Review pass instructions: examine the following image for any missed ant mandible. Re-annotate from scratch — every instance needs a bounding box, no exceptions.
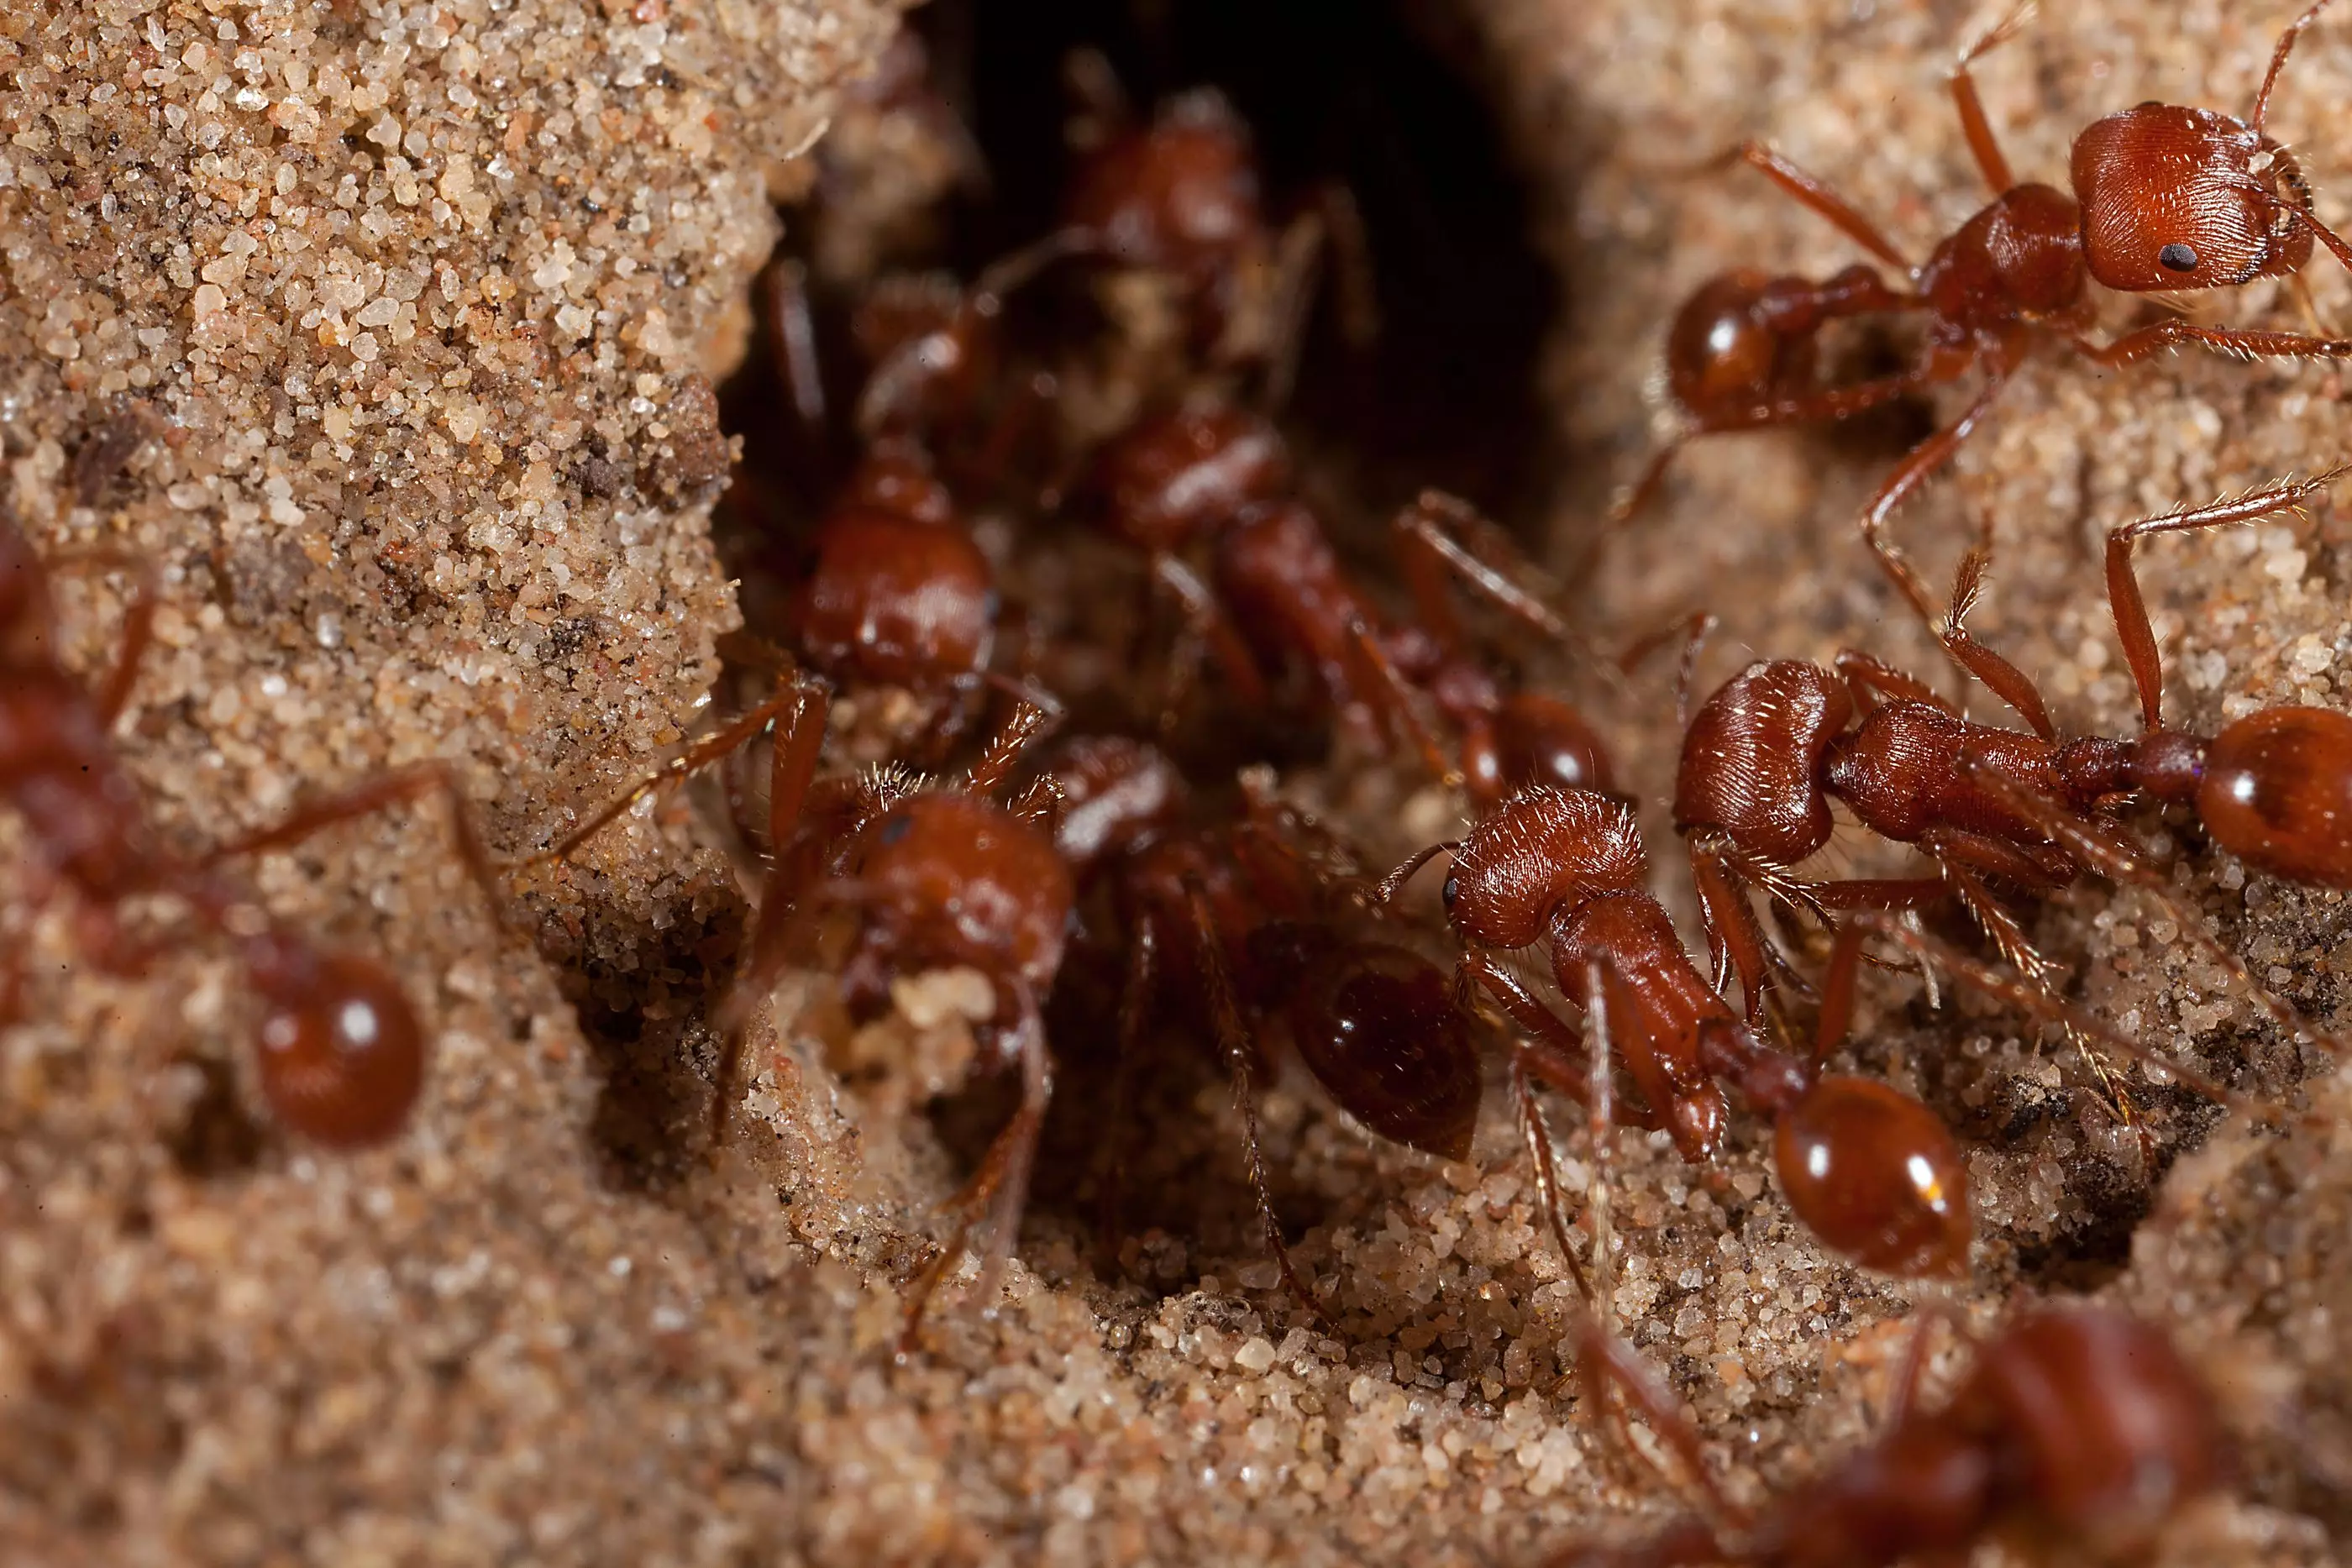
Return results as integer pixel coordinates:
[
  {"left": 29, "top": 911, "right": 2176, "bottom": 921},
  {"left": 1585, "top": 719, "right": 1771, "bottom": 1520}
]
[
  {"left": 531, "top": 674, "right": 1071, "bottom": 1348},
  {"left": 1612, "top": 0, "right": 2352, "bottom": 649},
  {"left": 3, "top": 444, "right": 501, "bottom": 1149},
  {"left": 1538, "top": 1299, "right": 2220, "bottom": 1568}
]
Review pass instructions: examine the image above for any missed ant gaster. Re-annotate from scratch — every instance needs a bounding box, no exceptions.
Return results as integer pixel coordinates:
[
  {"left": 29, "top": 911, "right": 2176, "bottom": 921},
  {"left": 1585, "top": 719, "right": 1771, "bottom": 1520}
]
[
  {"left": 3, "top": 458, "right": 499, "bottom": 1149},
  {"left": 1612, "top": 1, "right": 2352, "bottom": 648}
]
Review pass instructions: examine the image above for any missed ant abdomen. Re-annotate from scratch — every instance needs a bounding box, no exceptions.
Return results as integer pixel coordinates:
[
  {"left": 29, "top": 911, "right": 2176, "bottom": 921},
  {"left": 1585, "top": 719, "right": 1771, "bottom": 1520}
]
[
  {"left": 1676, "top": 658, "right": 1851, "bottom": 862},
  {"left": 2071, "top": 106, "right": 2313, "bottom": 292},
  {"left": 1770, "top": 1075, "right": 1971, "bottom": 1279},
  {"left": 1470, "top": 692, "right": 1616, "bottom": 805},
  {"left": 793, "top": 454, "right": 995, "bottom": 691},
  {"left": 1268, "top": 931, "right": 1482, "bottom": 1162},
  {"left": 2191, "top": 705, "right": 2352, "bottom": 887},
  {"left": 243, "top": 933, "right": 425, "bottom": 1150},
  {"left": 1089, "top": 401, "right": 1289, "bottom": 554}
]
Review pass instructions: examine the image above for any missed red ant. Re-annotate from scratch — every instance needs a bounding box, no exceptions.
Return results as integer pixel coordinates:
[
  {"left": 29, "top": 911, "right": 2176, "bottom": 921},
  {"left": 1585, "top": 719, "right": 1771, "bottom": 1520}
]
[
  {"left": 1609, "top": 0, "right": 2352, "bottom": 644},
  {"left": 1538, "top": 1297, "right": 2221, "bottom": 1567},
  {"left": 1373, "top": 784, "right": 2234, "bottom": 1285},
  {"left": 1042, "top": 735, "right": 1486, "bottom": 1314},
  {"left": 2, "top": 454, "right": 500, "bottom": 1150},
  {"left": 1674, "top": 471, "right": 2352, "bottom": 1097},
  {"left": 530, "top": 674, "right": 1070, "bottom": 1347},
  {"left": 1084, "top": 397, "right": 1614, "bottom": 805},
  {"left": 1056, "top": 53, "right": 1376, "bottom": 415}
]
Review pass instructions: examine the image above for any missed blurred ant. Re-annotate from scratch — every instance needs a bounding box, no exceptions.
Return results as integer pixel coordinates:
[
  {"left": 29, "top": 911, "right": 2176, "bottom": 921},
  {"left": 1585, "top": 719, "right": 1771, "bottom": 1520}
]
[
  {"left": 1085, "top": 398, "right": 1614, "bottom": 803},
  {"left": 1612, "top": 0, "right": 2352, "bottom": 637},
  {"left": 1042, "top": 736, "right": 1487, "bottom": 1315},
  {"left": 1373, "top": 785, "right": 2234, "bottom": 1283},
  {"left": 530, "top": 675, "right": 1069, "bottom": 1348},
  {"left": 1676, "top": 471, "right": 2351, "bottom": 1095},
  {"left": 2, "top": 444, "right": 500, "bottom": 1150},
  {"left": 1056, "top": 50, "right": 1378, "bottom": 418},
  {"left": 1540, "top": 1298, "right": 2221, "bottom": 1568}
]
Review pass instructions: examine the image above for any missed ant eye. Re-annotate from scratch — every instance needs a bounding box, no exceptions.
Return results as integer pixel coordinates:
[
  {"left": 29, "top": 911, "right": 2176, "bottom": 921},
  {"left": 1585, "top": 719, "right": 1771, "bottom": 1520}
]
[
  {"left": 1441, "top": 873, "right": 1459, "bottom": 910},
  {"left": 2157, "top": 242, "right": 2199, "bottom": 274},
  {"left": 879, "top": 814, "right": 915, "bottom": 846}
]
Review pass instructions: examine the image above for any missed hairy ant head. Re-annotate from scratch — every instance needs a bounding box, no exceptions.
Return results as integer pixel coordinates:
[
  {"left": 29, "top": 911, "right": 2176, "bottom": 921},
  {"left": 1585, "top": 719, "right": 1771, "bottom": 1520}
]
[
  {"left": 1443, "top": 788, "right": 1648, "bottom": 950},
  {"left": 2071, "top": 105, "right": 2316, "bottom": 291},
  {"left": 1677, "top": 660, "right": 1853, "bottom": 861},
  {"left": 2195, "top": 705, "right": 2352, "bottom": 887},
  {"left": 242, "top": 931, "right": 424, "bottom": 1149},
  {"left": 848, "top": 794, "right": 1074, "bottom": 994},
  {"left": 1773, "top": 1076, "right": 1972, "bottom": 1277}
]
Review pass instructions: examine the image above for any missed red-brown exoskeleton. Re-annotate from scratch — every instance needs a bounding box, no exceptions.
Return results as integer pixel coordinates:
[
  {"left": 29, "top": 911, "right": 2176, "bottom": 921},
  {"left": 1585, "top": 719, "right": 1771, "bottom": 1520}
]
[
  {"left": 1376, "top": 784, "right": 1984, "bottom": 1282},
  {"left": 1084, "top": 398, "right": 1614, "bottom": 804},
  {"left": 1042, "top": 736, "right": 1486, "bottom": 1314},
  {"left": 1675, "top": 471, "right": 2352, "bottom": 1078},
  {"left": 2, "top": 466, "right": 499, "bottom": 1150},
  {"left": 1613, "top": 1, "right": 2352, "bottom": 643},
  {"left": 1541, "top": 1302, "right": 2222, "bottom": 1568},
  {"left": 1055, "top": 56, "right": 1373, "bottom": 422},
  {"left": 533, "top": 677, "right": 1070, "bottom": 1346}
]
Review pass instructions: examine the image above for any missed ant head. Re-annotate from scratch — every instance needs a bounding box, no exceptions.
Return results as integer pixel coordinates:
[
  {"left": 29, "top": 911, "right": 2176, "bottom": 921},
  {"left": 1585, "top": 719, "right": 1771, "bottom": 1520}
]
[
  {"left": 1284, "top": 940, "right": 1480, "bottom": 1162},
  {"left": 1676, "top": 660, "right": 1850, "bottom": 862},
  {"left": 1967, "top": 1308, "right": 2220, "bottom": 1541},
  {"left": 242, "top": 931, "right": 424, "bottom": 1149},
  {"left": 850, "top": 794, "right": 1074, "bottom": 991},
  {"left": 1446, "top": 787, "right": 1647, "bottom": 949},
  {"left": 2071, "top": 104, "right": 2314, "bottom": 292},
  {"left": 2197, "top": 705, "right": 2352, "bottom": 887},
  {"left": 1066, "top": 87, "right": 1263, "bottom": 279},
  {"left": 1089, "top": 401, "right": 1290, "bottom": 554},
  {"left": 1772, "top": 1076, "right": 1971, "bottom": 1278},
  {"left": 795, "top": 497, "right": 995, "bottom": 690}
]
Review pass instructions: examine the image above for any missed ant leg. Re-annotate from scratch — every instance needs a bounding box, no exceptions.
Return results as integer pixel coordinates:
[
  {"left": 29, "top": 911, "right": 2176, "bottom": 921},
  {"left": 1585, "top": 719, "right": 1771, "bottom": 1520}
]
[
  {"left": 1714, "top": 141, "right": 1914, "bottom": 270},
  {"left": 1850, "top": 910, "right": 2258, "bottom": 1116},
  {"left": 1391, "top": 490, "right": 1612, "bottom": 672},
  {"left": 525, "top": 679, "right": 828, "bottom": 865},
  {"left": 1315, "top": 182, "right": 1382, "bottom": 349},
  {"left": 1344, "top": 621, "right": 1462, "bottom": 789},
  {"left": 2075, "top": 318, "right": 2352, "bottom": 369},
  {"left": 1948, "top": 3, "right": 2034, "bottom": 196},
  {"left": 704, "top": 684, "right": 837, "bottom": 1142},
  {"left": 37, "top": 549, "right": 160, "bottom": 724},
  {"left": 203, "top": 760, "right": 504, "bottom": 931},
  {"left": 1831, "top": 646, "right": 1948, "bottom": 711},
  {"left": 1598, "top": 438, "right": 1685, "bottom": 538},
  {"left": 1953, "top": 757, "right": 2352, "bottom": 1062},
  {"left": 1688, "top": 841, "right": 1777, "bottom": 1025},
  {"left": 1616, "top": 610, "right": 1717, "bottom": 733},
  {"left": 899, "top": 978, "right": 1055, "bottom": 1352},
  {"left": 1151, "top": 553, "right": 1269, "bottom": 725},
  {"left": 761, "top": 257, "right": 827, "bottom": 433},
  {"left": 2253, "top": 0, "right": 2345, "bottom": 131},
  {"left": 1940, "top": 548, "right": 2055, "bottom": 738},
  {"left": 1257, "top": 208, "right": 1326, "bottom": 411},
  {"left": 960, "top": 690, "right": 1064, "bottom": 798},
  {"left": 2101, "top": 470, "right": 2342, "bottom": 729},
  {"left": 1470, "top": 953, "right": 1673, "bottom": 1134},
  {"left": 1858, "top": 375, "right": 2011, "bottom": 628},
  {"left": 1183, "top": 879, "right": 1329, "bottom": 1324},
  {"left": 1095, "top": 916, "right": 1157, "bottom": 1272},
  {"left": 1511, "top": 1046, "right": 1595, "bottom": 1307}
]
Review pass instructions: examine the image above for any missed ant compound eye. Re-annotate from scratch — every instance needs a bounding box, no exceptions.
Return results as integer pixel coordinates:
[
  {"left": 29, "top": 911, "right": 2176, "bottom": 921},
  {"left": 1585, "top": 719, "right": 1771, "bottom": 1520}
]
[
  {"left": 879, "top": 813, "right": 916, "bottom": 847},
  {"left": 2157, "top": 242, "right": 2199, "bottom": 274},
  {"left": 1440, "top": 873, "right": 1459, "bottom": 910}
]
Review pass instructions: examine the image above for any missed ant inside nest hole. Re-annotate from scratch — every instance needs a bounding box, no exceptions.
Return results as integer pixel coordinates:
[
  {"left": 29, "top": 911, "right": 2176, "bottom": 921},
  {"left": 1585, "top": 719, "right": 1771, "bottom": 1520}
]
[{"left": 538, "top": 0, "right": 2348, "bottom": 1552}]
